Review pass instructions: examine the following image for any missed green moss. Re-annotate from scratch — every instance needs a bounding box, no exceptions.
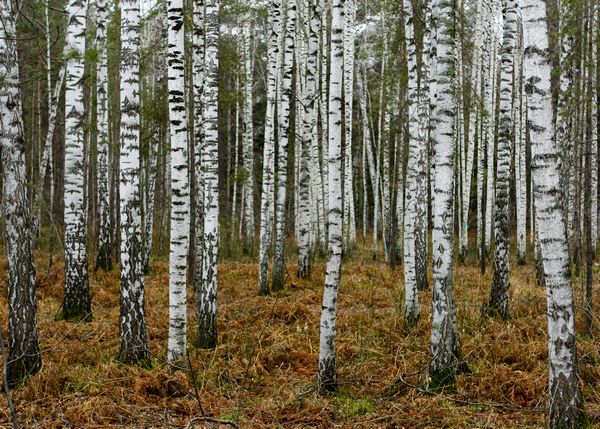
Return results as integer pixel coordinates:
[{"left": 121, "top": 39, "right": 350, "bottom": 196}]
[{"left": 335, "top": 392, "right": 377, "bottom": 417}]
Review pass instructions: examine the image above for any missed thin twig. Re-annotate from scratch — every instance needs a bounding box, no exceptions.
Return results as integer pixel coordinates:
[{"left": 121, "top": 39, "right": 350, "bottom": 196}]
[
  {"left": 395, "top": 372, "right": 538, "bottom": 412},
  {"left": 0, "top": 331, "right": 19, "bottom": 429},
  {"left": 184, "top": 416, "right": 240, "bottom": 429},
  {"left": 186, "top": 350, "right": 206, "bottom": 417}
]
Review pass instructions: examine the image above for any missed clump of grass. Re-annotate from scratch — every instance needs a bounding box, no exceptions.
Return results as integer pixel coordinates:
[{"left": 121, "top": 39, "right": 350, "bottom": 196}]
[{"left": 335, "top": 392, "right": 377, "bottom": 417}]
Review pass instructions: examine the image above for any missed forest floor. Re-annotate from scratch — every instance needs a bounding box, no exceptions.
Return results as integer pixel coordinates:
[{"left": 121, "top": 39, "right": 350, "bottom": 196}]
[{"left": 1, "top": 243, "right": 600, "bottom": 428}]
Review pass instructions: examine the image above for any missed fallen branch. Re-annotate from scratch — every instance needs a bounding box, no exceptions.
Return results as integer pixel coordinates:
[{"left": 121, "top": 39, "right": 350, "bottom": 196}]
[{"left": 184, "top": 416, "right": 240, "bottom": 429}]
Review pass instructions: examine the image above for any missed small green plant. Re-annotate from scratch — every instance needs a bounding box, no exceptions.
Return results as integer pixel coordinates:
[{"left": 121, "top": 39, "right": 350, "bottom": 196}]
[{"left": 335, "top": 392, "right": 376, "bottom": 417}]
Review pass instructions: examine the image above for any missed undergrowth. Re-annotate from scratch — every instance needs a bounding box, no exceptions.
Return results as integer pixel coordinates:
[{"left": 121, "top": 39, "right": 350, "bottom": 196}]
[{"left": 0, "top": 244, "right": 598, "bottom": 428}]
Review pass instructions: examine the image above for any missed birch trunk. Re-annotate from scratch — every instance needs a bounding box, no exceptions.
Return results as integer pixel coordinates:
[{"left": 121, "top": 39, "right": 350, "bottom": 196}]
[
  {"left": 429, "top": 0, "right": 463, "bottom": 388},
  {"left": 242, "top": 19, "right": 255, "bottom": 252},
  {"left": 460, "top": 0, "right": 483, "bottom": 260},
  {"left": 403, "top": 0, "right": 421, "bottom": 325},
  {"left": 515, "top": 15, "right": 527, "bottom": 264},
  {"left": 320, "top": 5, "right": 330, "bottom": 251},
  {"left": 143, "top": 130, "right": 158, "bottom": 273},
  {"left": 118, "top": 0, "right": 148, "bottom": 364},
  {"left": 258, "top": 0, "right": 282, "bottom": 295},
  {"left": 272, "top": 0, "right": 297, "bottom": 291},
  {"left": 557, "top": 0, "right": 574, "bottom": 248},
  {"left": 96, "top": 0, "right": 112, "bottom": 271},
  {"left": 298, "top": 0, "right": 321, "bottom": 278},
  {"left": 417, "top": 0, "right": 431, "bottom": 290},
  {"left": 192, "top": 0, "right": 205, "bottom": 296},
  {"left": 358, "top": 66, "right": 374, "bottom": 243},
  {"left": 590, "top": 9, "right": 597, "bottom": 253},
  {"left": 63, "top": 0, "right": 91, "bottom": 321},
  {"left": 342, "top": 0, "right": 356, "bottom": 248},
  {"left": 167, "top": 0, "right": 190, "bottom": 360},
  {"left": 484, "top": 1, "right": 500, "bottom": 256},
  {"left": 0, "top": 0, "right": 42, "bottom": 386},
  {"left": 478, "top": 0, "right": 492, "bottom": 259},
  {"left": 318, "top": 0, "right": 344, "bottom": 393},
  {"left": 309, "top": 3, "right": 324, "bottom": 254},
  {"left": 197, "top": 0, "right": 220, "bottom": 349},
  {"left": 488, "top": 0, "right": 518, "bottom": 319},
  {"left": 522, "top": 0, "right": 584, "bottom": 425}
]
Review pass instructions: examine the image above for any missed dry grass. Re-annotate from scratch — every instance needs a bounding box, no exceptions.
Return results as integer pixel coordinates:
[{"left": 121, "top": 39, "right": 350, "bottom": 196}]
[{"left": 0, "top": 244, "right": 599, "bottom": 428}]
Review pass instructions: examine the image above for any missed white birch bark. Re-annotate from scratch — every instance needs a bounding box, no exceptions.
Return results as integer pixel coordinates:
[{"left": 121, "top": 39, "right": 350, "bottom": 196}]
[
  {"left": 232, "top": 83, "right": 240, "bottom": 240},
  {"left": 197, "top": 0, "right": 220, "bottom": 348},
  {"left": 309, "top": 5, "right": 324, "bottom": 252},
  {"left": 556, "top": 0, "right": 574, "bottom": 244},
  {"left": 118, "top": 0, "right": 148, "bottom": 363},
  {"left": 488, "top": 0, "right": 518, "bottom": 319},
  {"left": 143, "top": 129, "right": 158, "bottom": 273},
  {"left": 590, "top": 14, "right": 597, "bottom": 251},
  {"left": 192, "top": 0, "right": 205, "bottom": 295},
  {"left": 403, "top": 0, "right": 421, "bottom": 325},
  {"left": 342, "top": 0, "right": 356, "bottom": 247},
  {"left": 514, "top": 14, "right": 526, "bottom": 264},
  {"left": 358, "top": 66, "right": 370, "bottom": 240},
  {"left": 95, "top": 0, "right": 112, "bottom": 271},
  {"left": 522, "top": 0, "right": 583, "bottom": 425},
  {"left": 382, "top": 100, "right": 391, "bottom": 262},
  {"left": 484, "top": 0, "right": 500, "bottom": 254},
  {"left": 319, "top": 4, "right": 330, "bottom": 251},
  {"left": 271, "top": 0, "right": 297, "bottom": 291},
  {"left": 416, "top": 0, "right": 432, "bottom": 290},
  {"left": 298, "top": 0, "right": 321, "bottom": 278},
  {"left": 258, "top": 0, "right": 282, "bottom": 295},
  {"left": 241, "top": 19, "right": 255, "bottom": 251},
  {"left": 460, "top": 0, "right": 483, "bottom": 259},
  {"left": 429, "top": 0, "right": 463, "bottom": 387},
  {"left": 63, "top": 0, "right": 91, "bottom": 320},
  {"left": 143, "top": 9, "right": 165, "bottom": 274},
  {"left": 0, "top": 0, "right": 42, "bottom": 385},
  {"left": 318, "top": 0, "right": 343, "bottom": 393},
  {"left": 455, "top": 5, "right": 467, "bottom": 265},
  {"left": 380, "top": 28, "right": 389, "bottom": 262},
  {"left": 35, "top": 1, "right": 64, "bottom": 238},
  {"left": 477, "top": 0, "right": 492, "bottom": 255},
  {"left": 167, "top": 0, "right": 190, "bottom": 360}
]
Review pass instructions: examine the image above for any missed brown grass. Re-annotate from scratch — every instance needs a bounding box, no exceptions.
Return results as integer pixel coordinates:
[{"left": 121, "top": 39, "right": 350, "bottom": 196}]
[{"left": 0, "top": 245, "right": 599, "bottom": 428}]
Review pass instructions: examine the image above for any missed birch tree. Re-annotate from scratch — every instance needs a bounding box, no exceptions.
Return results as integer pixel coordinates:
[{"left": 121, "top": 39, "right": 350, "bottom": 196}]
[
  {"left": 488, "top": 0, "right": 518, "bottom": 319},
  {"left": 514, "top": 13, "right": 526, "bottom": 265},
  {"left": 484, "top": 0, "right": 500, "bottom": 259},
  {"left": 0, "top": 0, "right": 42, "bottom": 386},
  {"left": 403, "top": 0, "right": 421, "bottom": 325},
  {"left": 429, "top": 0, "right": 464, "bottom": 388},
  {"left": 318, "top": 0, "right": 343, "bottom": 393},
  {"left": 62, "top": 0, "right": 91, "bottom": 321},
  {"left": 416, "top": 0, "right": 432, "bottom": 291},
  {"left": 272, "top": 0, "right": 297, "bottom": 291},
  {"left": 167, "top": 0, "right": 190, "bottom": 361},
  {"left": 241, "top": 18, "right": 255, "bottom": 252},
  {"left": 258, "top": 0, "right": 282, "bottom": 295},
  {"left": 342, "top": 0, "right": 356, "bottom": 247},
  {"left": 522, "top": 0, "right": 583, "bottom": 425},
  {"left": 197, "top": 0, "right": 220, "bottom": 349},
  {"left": 96, "top": 0, "right": 112, "bottom": 271},
  {"left": 460, "top": 0, "right": 483, "bottom": 260},
  {"left": 298, "top": 0, "right": 321, "bottom": 278},
  {"left": 192, "top": 0, "right": 205, "bottom": 300},
  {"left": 118, "top": 0, "right": 148, "bottom": 364}
]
